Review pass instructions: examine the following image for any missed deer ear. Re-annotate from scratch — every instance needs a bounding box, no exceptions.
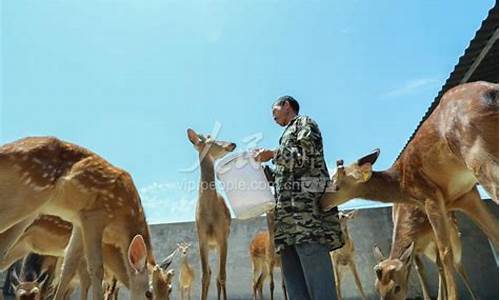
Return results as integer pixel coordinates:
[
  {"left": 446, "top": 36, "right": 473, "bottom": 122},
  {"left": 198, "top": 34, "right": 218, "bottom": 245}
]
[
  {"left": 36, "top": 271, "right": 49, "bottom": 287},
  {"left": 187, "top": 129, "right": 201, "bottom": 145},
  {"left": 128, "top": 235, "right": 148, "bottom": 273},
  {"left": 373, "top": 245, "right": 385, "bottom": 262},
  {"left": 357, "top": 148, "right": 380, "bottom": 166},
  {"left": 400, "top": 242, "right": 415, "bottom": 264},
  {"left": 345, "top": 210, "right": 358, "bottom": 219},
  {"left": 11, "top": 268, "right": 20, "bottom": 287},
  {"left": 159, "top": 248, "right": 178, "bottom": 270}
]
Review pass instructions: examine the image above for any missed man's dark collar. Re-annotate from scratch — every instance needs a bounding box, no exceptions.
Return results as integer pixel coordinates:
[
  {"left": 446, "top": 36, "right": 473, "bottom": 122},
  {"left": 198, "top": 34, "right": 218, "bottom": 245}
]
[{"left": 286, "top": 114, "right": 300, "bottom": 127}]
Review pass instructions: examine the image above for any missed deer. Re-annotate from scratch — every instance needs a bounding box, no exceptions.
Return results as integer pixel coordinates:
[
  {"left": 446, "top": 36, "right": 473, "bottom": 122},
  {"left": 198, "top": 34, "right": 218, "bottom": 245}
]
[
  {"left": 320, "top": 81, "right": 499, "bottom": 299},
  {"left": 329, "top": 210, "right": 367, "bottom": 300},
  {"left": 177, "top": 242, "right": 195, "bottom": 300},
  {"left": 373, "top": 203, "right": 476, "bottom": 300},
  {"left": 187, "top": 128, "right": 236, "bottom": 300},
  {"left": 9, "top": 253, "right": 54, "bottom": 300},
  {"left": 0, "top": 215, "right": 92, "bottom": 300},
  {"left": 0, "top": 136, "right": 176, "bottom": 300},
  {"left": 249, "top": 230, "right": 287, "bottom": 300}
]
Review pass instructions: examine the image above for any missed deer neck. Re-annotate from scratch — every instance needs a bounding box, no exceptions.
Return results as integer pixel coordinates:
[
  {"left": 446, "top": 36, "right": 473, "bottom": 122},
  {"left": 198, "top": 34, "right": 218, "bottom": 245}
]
[
  {"left": 198, "top": 154, "right": 218, "bottom": 204},
  {"left": 358, "top": 170, "right": 408, "bottom": 203},
  {"left": 389, "top": 204, "right": 427, "bottom": 259},
  {"left": 181, "top": 254, "right": 189, "bottom": 267}
]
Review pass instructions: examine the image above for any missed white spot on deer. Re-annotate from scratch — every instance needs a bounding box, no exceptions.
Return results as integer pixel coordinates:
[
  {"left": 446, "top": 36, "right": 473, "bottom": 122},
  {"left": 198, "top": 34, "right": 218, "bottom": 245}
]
[{"left": 32, "top": 158, "right": 43, "bottom": 164}]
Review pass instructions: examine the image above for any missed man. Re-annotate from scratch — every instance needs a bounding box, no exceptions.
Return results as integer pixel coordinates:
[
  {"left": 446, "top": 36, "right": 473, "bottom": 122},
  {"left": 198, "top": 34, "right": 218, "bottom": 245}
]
[{"left": 254, "top": 95, "right": 344, "bottom": 300}]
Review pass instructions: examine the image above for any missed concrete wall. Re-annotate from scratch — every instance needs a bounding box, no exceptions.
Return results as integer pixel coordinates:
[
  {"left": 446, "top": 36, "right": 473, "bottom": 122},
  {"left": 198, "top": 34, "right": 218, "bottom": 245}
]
[
  {"left": 148, "top": 202, "right": 498, "bottom": 300},
  {"left": 2, "top": 203, "right": 498, "bottom": 300}
]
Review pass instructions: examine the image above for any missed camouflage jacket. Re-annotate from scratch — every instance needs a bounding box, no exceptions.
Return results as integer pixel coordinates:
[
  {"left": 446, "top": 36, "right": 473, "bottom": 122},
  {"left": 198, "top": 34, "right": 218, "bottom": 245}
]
[{"left": 272, "top": 115, "right": 344, "bottom": 253}]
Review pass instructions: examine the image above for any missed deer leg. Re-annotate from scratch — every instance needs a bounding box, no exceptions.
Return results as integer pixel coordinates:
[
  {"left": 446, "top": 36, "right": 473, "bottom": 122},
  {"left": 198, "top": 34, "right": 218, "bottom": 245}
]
[
  {"left": 0, "top": 214, "right": 37, "bottom": 260},
  {"left": 333, "top": 264, "right": 342, "bottom": 300},
  {"left": 348, "top": 260, "right": 367, "bottom": 300},
  {"left": 0, "top": 237, "right": 29, "bottom": 271},
  {"left": 63, "top": 286, "right": 76, "bottom": 300},
  {"left": 269, "top": 261, "right": 275, "bottom": 300},
  {"left": 216, "top": 241, "right": 228, "bottom": 300},
  {"left": 80, "top": 215, "right": 106, "bottom": 300},
  {"left": 102, "top": 244, "right": 128, "bottom": 290},
  {"left": 413, "top": 255, "right": 432, "bottom": 300},
  {"left": 251, "top": 260, "right": 259, "bottom": 300},
  {"left": 451, "top": 187, "right": 498, "bottom": 248},
  {"left": 78, "top": 258, "right": 91, "bottom": 300},
  {"left": 55, "top": 226, "right": 84, "bottom": 300},
  {"left": 199, "top": 242, "right": 211, "bottom": 300},
  {"left": 258, "top": 276, "right": 264, "bottom": 300},
  {"left": 425, "top": 199, "right": 457, "bottom": 300}
]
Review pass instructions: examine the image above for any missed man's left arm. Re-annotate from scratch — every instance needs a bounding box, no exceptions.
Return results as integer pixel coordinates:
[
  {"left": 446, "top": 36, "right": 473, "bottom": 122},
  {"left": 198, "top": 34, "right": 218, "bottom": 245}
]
[{"left": 294, "top": 117, "right": 323, "bottom": 174}]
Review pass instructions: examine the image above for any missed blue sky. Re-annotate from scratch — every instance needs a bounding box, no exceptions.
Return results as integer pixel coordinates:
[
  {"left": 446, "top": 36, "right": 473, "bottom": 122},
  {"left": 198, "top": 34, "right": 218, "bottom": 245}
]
[{"left": 1, "top": 0, "right": 495, "bottom": 223}]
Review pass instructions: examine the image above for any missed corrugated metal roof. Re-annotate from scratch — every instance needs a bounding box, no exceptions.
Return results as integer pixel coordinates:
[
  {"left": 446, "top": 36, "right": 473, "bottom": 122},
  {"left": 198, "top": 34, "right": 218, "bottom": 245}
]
[{"left": 398, "top": 1, "right": 499, "bottom": 159}]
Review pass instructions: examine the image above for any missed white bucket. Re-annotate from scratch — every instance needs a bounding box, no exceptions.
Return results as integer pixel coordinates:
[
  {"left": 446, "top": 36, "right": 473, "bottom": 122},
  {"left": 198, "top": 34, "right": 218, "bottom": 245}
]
[{"left": 215, "top": 151, "right": 275, "bottom": 219}]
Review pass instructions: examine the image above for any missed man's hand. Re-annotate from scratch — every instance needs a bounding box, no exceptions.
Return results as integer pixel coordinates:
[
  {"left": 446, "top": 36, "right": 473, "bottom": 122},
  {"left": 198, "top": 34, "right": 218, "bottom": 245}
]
[{"left": 252, "top": 148, "right": 275, "bottom": 162}]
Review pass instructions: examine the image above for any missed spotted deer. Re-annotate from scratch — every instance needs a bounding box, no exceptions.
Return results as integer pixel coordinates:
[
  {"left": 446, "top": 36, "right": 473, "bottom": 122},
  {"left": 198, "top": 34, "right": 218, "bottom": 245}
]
[
  {"left": 187, "top": 128, "right": 235, "bottom": 300},
  {"left": 0, "top": 136, "right": 175, "bottom": 300},
  {"left": 177, "top": 242, "right": 194, "bottom": 300},
  {"left": 329, "top": 210, "right": 367, "bottom": 300},
  {"left": 249, "top": 230, "right": 287, "bottom": 300},
  {"left": 321, "top": 82, "right": 499, "bottom": 299},
  {"left": 373, "top": 203, "right": 476, "bottom": 300}
]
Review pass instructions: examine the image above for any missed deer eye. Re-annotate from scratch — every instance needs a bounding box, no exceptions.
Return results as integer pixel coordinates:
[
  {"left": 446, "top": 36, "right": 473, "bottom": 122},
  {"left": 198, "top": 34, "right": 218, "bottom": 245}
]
[{"left": 145, "top": 290, "right": 153, "bottom": 299}]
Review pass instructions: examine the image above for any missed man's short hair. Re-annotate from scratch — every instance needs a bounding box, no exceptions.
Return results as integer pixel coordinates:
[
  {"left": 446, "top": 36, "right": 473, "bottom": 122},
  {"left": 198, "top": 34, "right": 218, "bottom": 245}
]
[{"left": 274, "top": 95, "right": 300, "bottom": 113}]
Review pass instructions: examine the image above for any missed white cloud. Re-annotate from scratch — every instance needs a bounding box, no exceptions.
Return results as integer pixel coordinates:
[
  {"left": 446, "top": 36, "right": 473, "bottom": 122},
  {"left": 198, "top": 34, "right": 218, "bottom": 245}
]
[
  {"left": 139, "top": 181, "right": 198, "bottom": 224},
  {"left": 382, "top": 77, "right": 440, "bottom": 98}
]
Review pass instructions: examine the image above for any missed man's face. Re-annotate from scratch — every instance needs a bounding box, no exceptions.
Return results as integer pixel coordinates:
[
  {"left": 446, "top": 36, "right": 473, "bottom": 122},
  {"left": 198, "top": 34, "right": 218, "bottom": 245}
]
[{"left": 272, "top": 103, "right": 289, "bottom": 126}]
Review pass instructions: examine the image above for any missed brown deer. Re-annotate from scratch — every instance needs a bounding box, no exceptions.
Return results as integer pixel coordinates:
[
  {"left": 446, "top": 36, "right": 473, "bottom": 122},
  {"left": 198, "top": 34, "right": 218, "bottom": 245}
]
[
  {"left": 321, "top": 81, "right": 499, "bottom": 299},
  {"left": 10, "top": 269, "right": 50, "bottom": 300},
  {"left": 249, "top": 230, "right": 287, "bottom": 300},
  {"left": 373, "top": 203, "right": 476, "bottom": 300},
  {"left": 187, "top": 128, "right": 235, "bottom": 300},
  {"left": 0, "top": 136, "right": 174, "bottom": 300},
  {"left": 329, "top": 210, "right": 367, "bottom": 300},
  {"left": 177, "top": 242, "right": 195, "bottom": 300},
  {"left": 0, "top": 215, "right": 92, "bottom": 300}
]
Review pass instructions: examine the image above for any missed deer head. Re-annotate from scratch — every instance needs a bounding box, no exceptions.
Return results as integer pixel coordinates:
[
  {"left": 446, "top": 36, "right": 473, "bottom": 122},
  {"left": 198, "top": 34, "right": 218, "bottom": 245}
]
[
  {"left": 321, "top": 149, "right": 380, "bottom": 210},
  {"left": 127, "top": 235, "right": 177, "bottom": 300},
  {"left": 10, "top": 269, "right": 49, "bottom": 300},
  {"left": 151, "top": 247, "right": 177, "bottom": 300},
  {"left": 176, "top": 242, "right": 191, "bottom": 257},
  {"left": 187, "top": 128, "right": 236, "bottom": 160},
  {"left": 373, "top": 242, "right": 415, "bottom": 300},
  {"left": 338, "top": 210, "right": 358, "bottom": 235}
]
